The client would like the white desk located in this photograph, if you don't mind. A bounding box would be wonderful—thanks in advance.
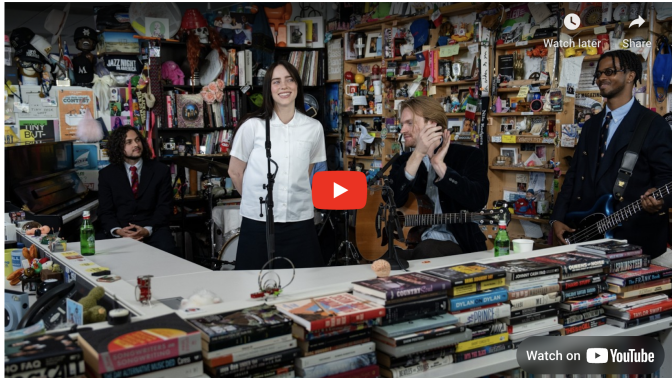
[16,232,672,378]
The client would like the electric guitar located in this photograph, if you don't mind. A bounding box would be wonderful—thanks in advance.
[562,181,672,244]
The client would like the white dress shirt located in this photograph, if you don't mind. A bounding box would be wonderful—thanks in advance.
[231,110,326,222]
[111,158,153,237]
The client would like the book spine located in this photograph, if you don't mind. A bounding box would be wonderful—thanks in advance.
[559,307,605,325]
[451,278,506,296]
[6,350,83,374]
[617,283,672,298]
[453,304,511,326]
[507,278,559,291]
[509,284,560,299]
[221,361,291,378]
[165,96,173,128]
[559,274,606,290]
[448,289,508,312]
[382,297,447,325]
[559,293,616,311]
[206,339,298,368]
[303,338,371,357]
[8,359,84,378]
[609,278,670,293]
[627,300,672,319]
[301,330,370,352]
[607,310,672,329]
[296,342,374,369]
[455,332,509,353]
[454,341,513,363]
[98,331,201,373]
[310,307,386,331]
[242,364,293,378]
[207,335,294,359]
[206,321,292,348]
[373,326,465,347]
[297,352,375,378]
[214,348,300,376]
[452,271,507,287]
[609,255,651,273]
[508,316,558,334]
[468,321,508,339]
[509,293,561,310]
[563,316,607,335]
[376,347,455,369]
[561,282,608,301]
[598,250,643,259]
[510,268,561,281]
[511,303,559,318]
[101,351,201,378]
[320,364,379,378]
[622,270,672,287]
[230,91,238,129]
[507,309,559,326]
[383,355,453,378]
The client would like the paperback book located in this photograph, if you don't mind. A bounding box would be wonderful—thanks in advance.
[372,313,457,338]
[606,265,672,287]
[352,272,451,301]
[531,252,610,274]
[486,260,561,281]
[558,274,606,290]
[447,287,508,312]
[423,263,506,287]
[576,240,643,254]
[563,316,607,335]
[608,255,651,274]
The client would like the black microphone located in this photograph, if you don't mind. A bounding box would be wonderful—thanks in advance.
[368,152,401,186]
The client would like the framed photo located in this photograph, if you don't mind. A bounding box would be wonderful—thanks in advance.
[535,145,547,161]
[462,118,474,133]
[365,32,382,58]
[302,17,324,48]
[145,17,169,39]
[458,89,470,105]
[448,118,462,134]
[500,147,518,164]
[286,22,307,48]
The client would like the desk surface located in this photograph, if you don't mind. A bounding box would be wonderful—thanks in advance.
[16,232,672,378]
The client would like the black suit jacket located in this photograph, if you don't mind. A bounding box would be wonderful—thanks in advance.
[98,159,173,236]
[552,100,672,258]
[389,144,490,253]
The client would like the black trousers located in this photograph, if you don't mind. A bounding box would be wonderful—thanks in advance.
[396,239,465,261]
[235,217,324,270]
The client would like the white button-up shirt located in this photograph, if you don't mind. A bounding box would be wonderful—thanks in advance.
[231,110,326,222]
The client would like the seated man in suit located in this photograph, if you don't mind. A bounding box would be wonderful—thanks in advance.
[389,97,489,259]
[551,50,672,259]
[98,126,176,254]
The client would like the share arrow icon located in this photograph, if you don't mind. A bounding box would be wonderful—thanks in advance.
[629,15,645,28]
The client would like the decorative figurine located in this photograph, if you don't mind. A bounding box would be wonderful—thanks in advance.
[136,275,154,305]
[515,189,537,216]
[372,260,391,277]
[450,94,461,112]
[71,27,98,85]
[396,84,409,98]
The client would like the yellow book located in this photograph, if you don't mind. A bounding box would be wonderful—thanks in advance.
[455,332,509,353]
[450,277,506,296]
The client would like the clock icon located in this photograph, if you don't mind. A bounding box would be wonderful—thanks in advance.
[564,13,581,31]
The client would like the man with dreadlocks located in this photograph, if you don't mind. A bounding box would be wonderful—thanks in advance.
[98,126,176,254]
[550,50,672,259]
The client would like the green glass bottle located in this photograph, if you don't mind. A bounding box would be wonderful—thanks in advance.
[80,211,95,256]
[494,220,510,257]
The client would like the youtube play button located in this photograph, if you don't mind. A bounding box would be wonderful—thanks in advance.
[312,171,367,210]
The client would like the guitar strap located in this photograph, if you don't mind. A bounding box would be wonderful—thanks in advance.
[612,109,657,202]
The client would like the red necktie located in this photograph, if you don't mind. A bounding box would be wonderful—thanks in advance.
[130,166,139,198]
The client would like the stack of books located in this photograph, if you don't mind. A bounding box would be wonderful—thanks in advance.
[187,304,298,378]
[531,252,614,335]
[352,272,466,377]
[604,264,672,329]
[423,263,513,363]
[5,331,85,378]
[77,313,203,378]
[275,293,384,378]
[486,260,563,343]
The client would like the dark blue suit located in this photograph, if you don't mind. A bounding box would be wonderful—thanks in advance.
[552,100,672,259]
[98,159,176,254]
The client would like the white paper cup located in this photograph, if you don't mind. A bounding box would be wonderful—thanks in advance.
[512,239,534,254]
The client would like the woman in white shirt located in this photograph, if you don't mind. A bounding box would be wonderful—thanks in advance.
[229,60,327,270]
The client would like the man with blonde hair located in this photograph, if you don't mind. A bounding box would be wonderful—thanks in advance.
[389,97,489,258]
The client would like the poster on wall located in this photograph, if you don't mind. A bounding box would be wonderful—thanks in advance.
[58,89,95,141]
[19,120,57,144]
[13,85,59,120]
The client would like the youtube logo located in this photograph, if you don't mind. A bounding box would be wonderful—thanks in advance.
[312,171,367,210]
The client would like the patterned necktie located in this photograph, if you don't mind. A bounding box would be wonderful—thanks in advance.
[130,166,139,198]
[598,112,613,166]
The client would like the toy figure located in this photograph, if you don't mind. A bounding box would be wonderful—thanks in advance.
[515,189,537,216]
[450,94,461,112]
[179,9,227,83]
[264,4,292,47]
[397,84,409,98]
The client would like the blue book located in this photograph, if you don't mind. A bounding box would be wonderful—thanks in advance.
[372,314,458,338]
[448,287,509,312]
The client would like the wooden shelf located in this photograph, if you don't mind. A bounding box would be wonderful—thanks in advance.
[385,75,419,82]
[325,133,341,138]
[433,80,478,87]
[496,38,554,50]
[385,55,418,62]
[511,214,550,224]
[353,16,398,32]
[326,79,342,83]
[345,57,383,64]
[490,112,556,116]
[347,132,399,140]
[438,3,480,17]
[489,166,555,173]
[446,112,482,117]
[497,86,551,93]
[348,114,383,118]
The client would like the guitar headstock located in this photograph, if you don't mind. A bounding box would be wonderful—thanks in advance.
[471,208,510,225]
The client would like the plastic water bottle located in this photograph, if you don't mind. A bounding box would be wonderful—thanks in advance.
[11,242,25,271]
[80,211,95,256]
[494,220,510,257]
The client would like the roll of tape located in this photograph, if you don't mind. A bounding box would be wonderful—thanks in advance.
[107,308,131,326]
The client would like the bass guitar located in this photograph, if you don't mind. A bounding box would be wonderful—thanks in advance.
[562,181,672,244]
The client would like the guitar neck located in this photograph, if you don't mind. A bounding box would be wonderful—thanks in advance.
[404,212,477,227]
[598,182,672,233]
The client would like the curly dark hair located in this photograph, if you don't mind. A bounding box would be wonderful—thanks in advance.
[107,126,152,165]
[592,50,642,87]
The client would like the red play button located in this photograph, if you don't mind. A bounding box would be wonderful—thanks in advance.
[312,171,367,210]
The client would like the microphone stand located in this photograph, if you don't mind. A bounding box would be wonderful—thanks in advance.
[368,153,409,270]
[259,117,277,269]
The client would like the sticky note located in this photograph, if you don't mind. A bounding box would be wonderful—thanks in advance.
[440,45,460,57]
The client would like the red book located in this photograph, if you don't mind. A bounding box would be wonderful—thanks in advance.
[626,299,672,320]
[323,365,379,378]
[165,96,173,128]
[275,293,385,332]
